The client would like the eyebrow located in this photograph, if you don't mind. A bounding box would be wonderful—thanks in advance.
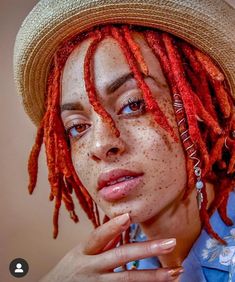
[107,72,134,94]
[60,102,84,113]
[107,72,165,94]
[61,73,138,112]
[61,72,165,112]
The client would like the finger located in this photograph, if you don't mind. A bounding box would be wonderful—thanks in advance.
[102,234,122,252]
[97,238,176,271]
[98,267,184,282]
[83,213,130,255]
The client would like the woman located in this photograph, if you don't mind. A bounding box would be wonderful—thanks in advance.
[14,0,235,281]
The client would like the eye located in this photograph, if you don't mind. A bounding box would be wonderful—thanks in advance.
[118,98,146,116]
[66,123,90,139]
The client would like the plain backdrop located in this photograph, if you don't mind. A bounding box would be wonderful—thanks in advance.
[1,1,93,281]
[1,0,235,281]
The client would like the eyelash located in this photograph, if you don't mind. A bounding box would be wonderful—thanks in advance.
[118,97,146,116]
[66,97,146,139]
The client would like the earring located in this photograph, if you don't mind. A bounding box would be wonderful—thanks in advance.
[194,166,204,210]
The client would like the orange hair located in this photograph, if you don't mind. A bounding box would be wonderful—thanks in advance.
[28,25,235,244]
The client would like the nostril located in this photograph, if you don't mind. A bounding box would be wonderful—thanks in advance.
[107,147,119,156]
[91,155,101,161]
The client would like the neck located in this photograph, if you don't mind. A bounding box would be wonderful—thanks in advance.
[139,183,215,267]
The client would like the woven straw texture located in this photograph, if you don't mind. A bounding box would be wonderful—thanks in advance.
[14,0,235,126]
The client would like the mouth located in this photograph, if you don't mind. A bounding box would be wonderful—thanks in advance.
[97,169,144,201]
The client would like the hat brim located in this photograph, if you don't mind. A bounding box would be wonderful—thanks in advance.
[14,0,235,126]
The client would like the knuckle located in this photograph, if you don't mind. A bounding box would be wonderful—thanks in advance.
[144,242,155,255]
[154,270,168,282]
[121,271,135,282]
[114,246,127,261]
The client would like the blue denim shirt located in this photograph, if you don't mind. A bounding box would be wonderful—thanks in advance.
[117,191,235,282]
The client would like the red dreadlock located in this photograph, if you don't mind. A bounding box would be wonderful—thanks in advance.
[28,25,235,244]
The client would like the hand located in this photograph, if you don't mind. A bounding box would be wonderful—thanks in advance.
[39,213,182,282]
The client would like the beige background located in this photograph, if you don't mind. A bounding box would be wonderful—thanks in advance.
[1,0,235,281]
[1,1,93,281]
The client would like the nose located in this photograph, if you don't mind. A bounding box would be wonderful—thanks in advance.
[89,117,126,162]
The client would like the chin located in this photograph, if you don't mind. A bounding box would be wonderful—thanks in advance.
[103,201,156,223]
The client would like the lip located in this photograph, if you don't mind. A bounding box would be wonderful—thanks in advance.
[98,169,144,201]
[98,169,143,190]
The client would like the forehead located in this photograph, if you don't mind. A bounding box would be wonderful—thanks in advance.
[61,35,128,104]
[60,32,165,104]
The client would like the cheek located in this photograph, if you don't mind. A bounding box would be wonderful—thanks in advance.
[127,117,187,191]
[70,141,94,193]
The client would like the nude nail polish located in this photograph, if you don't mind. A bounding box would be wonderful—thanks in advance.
[116,213,130,230]
[159,238,176,250]
[168,267,184,279]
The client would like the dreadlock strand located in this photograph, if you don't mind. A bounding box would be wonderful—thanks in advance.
[53,189,62,239]
[218,191,233,226]
[110,26,178,142]
[209,179,233,219]
[52,88,95,223]
[94,202,101,226]
[213,80,231,118]
[28,119,44,194]
[123,25,149,75]
[193,94,222,135]
[180,43,218,120]
[84,30,120,137]
[194,49,225,81]
[45,56,61,199]
[197,134,210,176]
[228,144,235,174]
[162,33,199,143]
[200,186,226,245]
[144,30,177,93]
[209,136,226,168]
[66,176,95,222]
[73,184,98,227]
[61,181,79,223]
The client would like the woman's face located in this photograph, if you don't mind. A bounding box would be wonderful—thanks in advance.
[61,32,187,223]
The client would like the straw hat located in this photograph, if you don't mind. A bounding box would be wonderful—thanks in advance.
[14,0,235,126]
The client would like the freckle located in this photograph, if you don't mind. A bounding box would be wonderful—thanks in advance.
[162,134,173,152]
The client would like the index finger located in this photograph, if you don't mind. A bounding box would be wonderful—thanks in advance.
[97,238,176,271]
[83,213,130,255]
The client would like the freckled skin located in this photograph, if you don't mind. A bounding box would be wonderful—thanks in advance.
[60,33,187,224]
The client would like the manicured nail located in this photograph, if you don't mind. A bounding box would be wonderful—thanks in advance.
[159,238,176,250]
[116,213,130,230]
[168,267,184,279]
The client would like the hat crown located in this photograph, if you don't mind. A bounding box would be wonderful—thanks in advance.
[14,0,235,125]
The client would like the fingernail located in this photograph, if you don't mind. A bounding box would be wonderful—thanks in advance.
[116,213,130,230]
[159,238,176,250]
[168,267,184,279]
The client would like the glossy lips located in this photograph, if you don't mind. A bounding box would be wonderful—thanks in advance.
[98,169,143,201]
